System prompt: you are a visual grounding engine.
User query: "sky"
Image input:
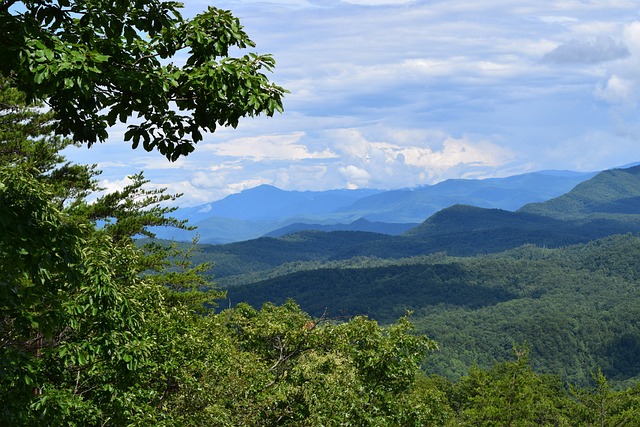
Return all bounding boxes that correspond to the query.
[64,0,640,206]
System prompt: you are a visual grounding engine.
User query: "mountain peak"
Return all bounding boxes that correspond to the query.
[241,184,283,194]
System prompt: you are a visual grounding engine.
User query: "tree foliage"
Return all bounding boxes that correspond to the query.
[212,232,640,388]
[1,0,286,160]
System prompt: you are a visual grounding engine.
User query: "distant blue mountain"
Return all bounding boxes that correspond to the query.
[336,171,597,222]
[173,185,382,221]
[160,186,384,243]
[154,169,598,243]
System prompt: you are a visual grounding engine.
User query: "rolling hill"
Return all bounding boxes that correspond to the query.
[264,218,417,237]
[218,234,640,386]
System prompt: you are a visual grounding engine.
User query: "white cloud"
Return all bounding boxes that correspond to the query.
[321,128,516,188]
[203,132,338,161]
[339,165,371,188]
[98,176,134,194]
[400,136,514,170]
[273,165,332,190]
[624,21,640,54]
[226,178,273,194]
[537,16,578,25]
[589,21,640,107]
[404,57,528,79]
[161,180,226,205]
[191,171,228,190]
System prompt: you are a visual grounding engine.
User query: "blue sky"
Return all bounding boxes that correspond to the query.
[64,0,640,206]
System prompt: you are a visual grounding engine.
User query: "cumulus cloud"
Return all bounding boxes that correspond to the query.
[339,165,371,188]
[273,165,332,190]
[162,180,226,205]
[542,36,629,64]
[624,21,640,53]
[589,22,640,107]
[203,132,338,161]
[400,136,514,170]
[321,128,516,188]
[98,176,134,194]
[226,178,273,194]
[191,171,228,190]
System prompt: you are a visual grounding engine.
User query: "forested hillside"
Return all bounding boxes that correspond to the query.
[198,181,640,280]
[520,165,640,218]
[222,234,640,387]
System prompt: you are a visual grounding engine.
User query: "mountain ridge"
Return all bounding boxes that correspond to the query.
[156,168,598,243]
[198,163,640,280]
[519,165,640,219]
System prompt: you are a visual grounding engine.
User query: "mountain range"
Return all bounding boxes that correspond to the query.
[184,164,640,282]
[157,168,597,243]
[190,163,640,386]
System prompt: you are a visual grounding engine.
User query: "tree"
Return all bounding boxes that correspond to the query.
[0,80,217,425]
[0,162,226,426]
[219,301,444,426]
[0,164,150,425]
[0,75,99,206]
[1,0,286,160]
[570,369,640,427]
[0,74,191,256]
[452,347,573,426]
[0,166,445,424]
